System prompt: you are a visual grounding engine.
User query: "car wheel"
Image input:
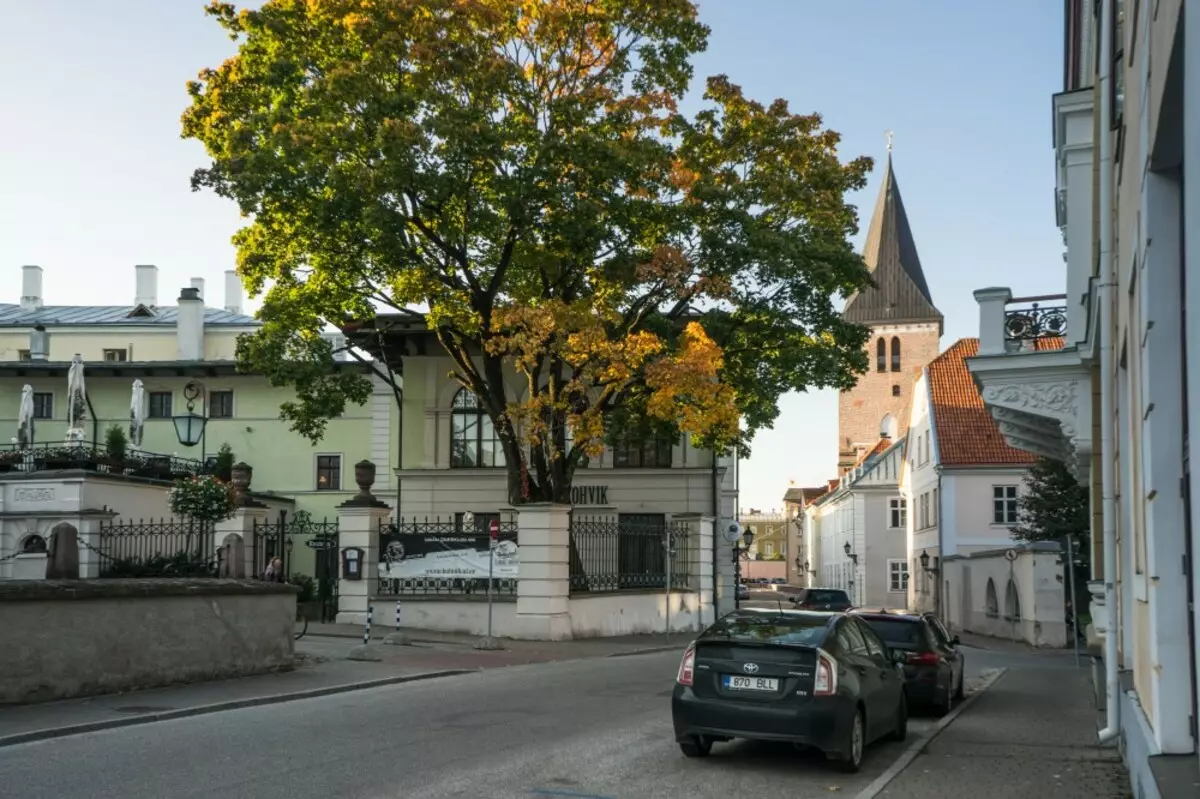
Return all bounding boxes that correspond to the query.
[888,691,908,742]
[679,735,712,758]
[833,707,865,773]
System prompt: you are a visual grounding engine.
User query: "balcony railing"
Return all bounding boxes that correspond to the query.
[0,441,206,479]
[1004,295,1068,345]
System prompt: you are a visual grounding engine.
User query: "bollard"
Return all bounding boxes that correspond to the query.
[395,600,401,631]
[363,604,373,646]
[348,604,383,661]
[383,598,410,646]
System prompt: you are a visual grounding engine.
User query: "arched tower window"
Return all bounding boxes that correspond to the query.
[450,388,505,468]
[876,338,886,372]
[890,337,901,372]
[880,413,898,440]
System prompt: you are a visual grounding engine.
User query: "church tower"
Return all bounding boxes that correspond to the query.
[837,151,943,473]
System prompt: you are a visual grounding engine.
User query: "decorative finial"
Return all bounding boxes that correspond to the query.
[885,129,894,153]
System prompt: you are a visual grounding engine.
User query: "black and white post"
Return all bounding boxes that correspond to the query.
[472,511,503,650]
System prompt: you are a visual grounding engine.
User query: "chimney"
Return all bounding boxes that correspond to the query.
[190,277,205,300]
[29,325,49,361]
[176,287,205,361]
[21,265,43,311]
[135,264,158,307]
[223,270,243,315]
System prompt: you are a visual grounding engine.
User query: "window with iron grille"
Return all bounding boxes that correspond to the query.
[613,437,673,468]
[148,391,173,418]
[316,455,341,491]
[617,513,666,588]
[993,485,1019,524]
[210,390,234,418]
[103,349,128,362]
[32,392,53,420]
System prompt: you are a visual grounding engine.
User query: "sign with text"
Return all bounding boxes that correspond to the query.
[378,522,518,581]
[570,485,609,506]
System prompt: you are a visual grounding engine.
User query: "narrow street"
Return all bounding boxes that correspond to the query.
[0,643,1073,799]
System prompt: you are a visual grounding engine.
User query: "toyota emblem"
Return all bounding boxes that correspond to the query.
[743,663,759,674]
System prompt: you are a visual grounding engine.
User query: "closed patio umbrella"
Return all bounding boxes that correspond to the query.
[17,384,34,447]
[66,354,87,442]
[129,379,145,449]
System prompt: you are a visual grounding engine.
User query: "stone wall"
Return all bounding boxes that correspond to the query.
[0,579,297,704]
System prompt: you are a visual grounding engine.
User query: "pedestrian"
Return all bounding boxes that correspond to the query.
[263,557,284,583]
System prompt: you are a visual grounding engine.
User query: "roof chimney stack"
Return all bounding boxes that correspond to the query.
[190,277,205,300]
[135,264,158,307]
[21,265,43,311]
[29,325,49,361]
[223,270,243,315]
[176,287,205,360]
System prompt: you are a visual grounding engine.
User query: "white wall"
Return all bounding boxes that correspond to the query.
[941,544,1067,647]
[904,371,939,610]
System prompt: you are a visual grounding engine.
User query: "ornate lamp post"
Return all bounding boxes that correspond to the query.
[171,381,208,460]
[732,527,755,609]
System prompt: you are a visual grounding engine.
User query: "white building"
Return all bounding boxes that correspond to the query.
[966,0,1199,792]
[806,437,908,609]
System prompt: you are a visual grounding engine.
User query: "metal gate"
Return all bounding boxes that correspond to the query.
[253,510,340,622]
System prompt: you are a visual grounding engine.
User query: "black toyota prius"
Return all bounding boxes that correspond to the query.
[671,608,908,772]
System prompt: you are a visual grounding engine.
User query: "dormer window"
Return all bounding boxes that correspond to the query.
[126,304,156,319]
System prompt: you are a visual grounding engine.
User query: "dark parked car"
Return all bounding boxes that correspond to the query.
[787,588,853,611]
[736,583,750,601]
[852,610,964,715]
[671,608,907,772]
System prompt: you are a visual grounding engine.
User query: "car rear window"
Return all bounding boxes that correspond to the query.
[805,590,851,604]
[700,614,828,647]
[857,617,924,647]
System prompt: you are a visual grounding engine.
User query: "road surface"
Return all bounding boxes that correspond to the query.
[0,644,1070,799]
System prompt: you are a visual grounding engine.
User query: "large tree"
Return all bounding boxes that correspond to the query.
[1012,457,1090,570]
[183,0,875,505]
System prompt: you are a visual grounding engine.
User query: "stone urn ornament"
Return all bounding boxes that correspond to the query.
[230,462,253,504]
[354,460,376,500]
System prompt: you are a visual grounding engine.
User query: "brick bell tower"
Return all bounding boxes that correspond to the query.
[837,148,943,474]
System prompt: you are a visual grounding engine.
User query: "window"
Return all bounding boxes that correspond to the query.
[102,349,128,362]
[888,559,909,592]
[1005,579,1022,620]
[210,390,234,419]
[32,392,53,420]
[875,338,886,372]
[892,384,901,397]
[763,541,774,558]
[890,337,901,371]
[17,349,30,361]
[993,485,1019,524]
[614,437,673,468]
[20,535,47,554]
[919,493,929,529]
[888,498,906,528]
[985,578,999,617]
[316,454,341,491]
[148,391,173,419]
[450,388,505,468]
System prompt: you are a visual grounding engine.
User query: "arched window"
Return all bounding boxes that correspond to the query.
[1005,578,1021,620]
[20,534,46,554]
[880,413,898,440]
[450,388,505,468]
[985,578,999,617]
[876,338,886,372]
[890,337,901,371]
[892,384,901,397]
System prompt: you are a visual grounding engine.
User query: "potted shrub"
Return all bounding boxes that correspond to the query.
[168,474,238,563]
[213,443,234,481]
[103,425,128,473]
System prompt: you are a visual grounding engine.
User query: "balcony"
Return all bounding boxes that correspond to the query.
[967,287,1094,480]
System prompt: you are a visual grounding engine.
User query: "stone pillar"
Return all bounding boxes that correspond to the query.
[673,514,715,626]
[336,460,392,626]
[45,522,79,579]
[514,503,571,641]
[974,287,1012,356]
[214,506,269,579]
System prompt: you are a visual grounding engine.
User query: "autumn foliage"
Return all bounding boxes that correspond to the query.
[184,0,875,504]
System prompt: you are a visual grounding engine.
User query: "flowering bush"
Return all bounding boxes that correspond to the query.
[168,474,237,523]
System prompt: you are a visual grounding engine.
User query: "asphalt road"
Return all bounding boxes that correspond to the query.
[0,643,1074,799]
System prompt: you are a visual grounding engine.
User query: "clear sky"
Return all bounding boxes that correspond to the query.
[0,1,1065,512]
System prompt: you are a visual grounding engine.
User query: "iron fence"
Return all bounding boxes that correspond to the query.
[94,518,218,578]
[569,515,691,594]
[377,516,519,598]
[252,510,340,621]
[0,441,206,479]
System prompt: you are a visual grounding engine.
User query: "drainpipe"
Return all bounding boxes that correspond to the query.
[1096,0,1120,746]
[711,451,719,623]
[935,467,944,619]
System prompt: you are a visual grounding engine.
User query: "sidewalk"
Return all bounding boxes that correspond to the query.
[875,667,1129,799]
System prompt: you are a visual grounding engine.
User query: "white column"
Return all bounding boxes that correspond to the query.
[336,502,391,626]
[973,287,1012,356]
[514,503,571,640]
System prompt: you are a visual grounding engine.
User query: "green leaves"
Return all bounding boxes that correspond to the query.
[1012,457,1090,566]
[186,0,875,501]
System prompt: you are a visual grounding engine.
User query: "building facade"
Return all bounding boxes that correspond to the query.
[966,0,1199,793]
[783,483,828,585]
[838,154,944,473]
[806,437,908,609]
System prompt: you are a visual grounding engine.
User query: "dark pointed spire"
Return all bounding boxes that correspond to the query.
[842,154,943,329]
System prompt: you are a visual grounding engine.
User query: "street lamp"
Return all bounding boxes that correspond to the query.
[731,526,756,609]
[843,540,858,565]
[172,381,208,455]
[919,549,938,574]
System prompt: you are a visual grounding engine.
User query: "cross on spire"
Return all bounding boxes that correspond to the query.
[885,129,894,153]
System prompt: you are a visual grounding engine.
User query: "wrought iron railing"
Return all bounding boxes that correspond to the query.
[252,510,340,579]
[0,440,206,479]
[1003,295,1068,346]
[377,516,519,598]
[92,518,218,578]
[568,515,691,594]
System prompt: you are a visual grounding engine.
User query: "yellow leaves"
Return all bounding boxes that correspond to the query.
[644,322,739,445]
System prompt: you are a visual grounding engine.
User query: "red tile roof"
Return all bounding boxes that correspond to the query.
[928,337,1064,467]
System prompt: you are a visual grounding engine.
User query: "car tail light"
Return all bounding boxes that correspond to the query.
[814,648,838,696]
[906,651,940,666]
[677,644,696,686]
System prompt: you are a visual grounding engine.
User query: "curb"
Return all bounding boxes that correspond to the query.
[0,669,474,749]
[608,645,682,658]
[854,668,1008,799]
